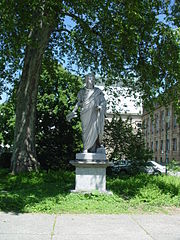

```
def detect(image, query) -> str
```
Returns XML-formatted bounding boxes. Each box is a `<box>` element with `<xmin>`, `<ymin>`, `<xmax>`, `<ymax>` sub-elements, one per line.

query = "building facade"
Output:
<box><xmin>98</xmin><ymin>85</ymin><xmax>142</xmax><ymax>128</ymax></box>
<box><xmin>142</xmin><ymin>103</ymin><xmax>180</xmax><ymax>163</ymax></box>
<box><xmin>106</xmin><ymin>112</ymin><xmax>142</xmax><ymax>130</ymax></box>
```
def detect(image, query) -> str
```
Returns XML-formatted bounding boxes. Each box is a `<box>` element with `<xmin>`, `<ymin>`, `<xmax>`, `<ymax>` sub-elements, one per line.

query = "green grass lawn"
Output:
<box><xmin>0</xmin><ymin>168</ymin><xmax>180</xmax><ymax>214</ymax></box>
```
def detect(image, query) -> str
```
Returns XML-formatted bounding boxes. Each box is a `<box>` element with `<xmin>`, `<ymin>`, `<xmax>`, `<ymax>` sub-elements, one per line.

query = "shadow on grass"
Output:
<box><xmin>0</xmin><ymin>168</ymin><xmax>75</xmax><ymax>213</ymax></box>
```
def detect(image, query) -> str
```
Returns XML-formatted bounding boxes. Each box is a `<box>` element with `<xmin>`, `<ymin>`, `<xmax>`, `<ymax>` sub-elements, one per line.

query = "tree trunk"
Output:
<box><xmin>11</xmin><ymin>25</ymin><xmax>53</xmax><ymax>173</ymax></box>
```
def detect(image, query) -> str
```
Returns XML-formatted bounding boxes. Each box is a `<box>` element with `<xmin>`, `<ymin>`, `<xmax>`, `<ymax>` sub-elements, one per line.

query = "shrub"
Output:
<box><xmin>104</xmin><ymin>114</ymin><xmax>152</xmax><ymax>174</ymax></box>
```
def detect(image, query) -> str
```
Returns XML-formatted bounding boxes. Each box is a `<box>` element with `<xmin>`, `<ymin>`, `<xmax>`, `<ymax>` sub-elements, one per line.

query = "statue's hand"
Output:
<box><xmin>66</xmin><ymin>111</ymin><xmax>77</xmax><ymax>122</ymax></box>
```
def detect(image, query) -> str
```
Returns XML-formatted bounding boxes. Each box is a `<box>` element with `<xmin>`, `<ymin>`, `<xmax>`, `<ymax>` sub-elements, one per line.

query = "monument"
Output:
<box><xmin>67</xmin><ymin>73</ymin><xmax>111</xmax><ymax>193</ymax></box>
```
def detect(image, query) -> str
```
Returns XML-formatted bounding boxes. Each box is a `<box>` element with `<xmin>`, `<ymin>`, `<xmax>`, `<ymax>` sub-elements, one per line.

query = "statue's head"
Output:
<box><xmin>85</xmin><ymin>72</ymin><xmax>95</xmax><ymax>89</ymax></box>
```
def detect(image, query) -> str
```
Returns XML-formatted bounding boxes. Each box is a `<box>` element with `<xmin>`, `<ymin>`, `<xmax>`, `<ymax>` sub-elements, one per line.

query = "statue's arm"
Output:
<box><xmin>72</xmin><ymin>101</ymin><xmax>79</xmax><ymax>113</ymax></box>
<box><xmin>66</xmin><ymin>89</ymin><xmax>83</xmax><ymax>122</ymax></box>
<box><xmin>96</xmin><ymin>92</ymin><xmax>106</xmax><ymax>113</ymax></box>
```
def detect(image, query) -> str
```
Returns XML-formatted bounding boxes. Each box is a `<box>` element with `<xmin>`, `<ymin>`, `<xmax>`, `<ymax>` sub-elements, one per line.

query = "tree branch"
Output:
<box><xmin>59</xmin><ymin>28</ymin><xmax>96</xmax><ymax>58</ymax></box>
<box><xmin>61</xmin><ymin>11</ymin><xmax>101</xmax><ymax>37</ymax></box>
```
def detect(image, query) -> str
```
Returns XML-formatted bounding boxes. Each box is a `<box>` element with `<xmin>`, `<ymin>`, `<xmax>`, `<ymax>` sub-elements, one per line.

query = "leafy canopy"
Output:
<box><xmin>0</xmin><ymin>0</ymin><xmax>179</xmax><ymax>111</ymax></box>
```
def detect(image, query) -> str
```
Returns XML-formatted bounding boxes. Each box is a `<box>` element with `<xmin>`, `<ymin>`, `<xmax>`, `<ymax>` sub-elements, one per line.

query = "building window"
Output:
<box><xmin>173</xmin><ymin>115</ymin><xmax>177</xmax><ymax>129</ymax></box>
<box><xmin>172</xmin><ymin>138</ymin><xmax>177</xmax><ymax>151</ymax></box>
<box><xmin>145</xmin><ymin>121</ymin><xmax>147</xmax><ymax>136</ymax></box>
<box><xmin>151</xmin><ymin>120</ymin><xmax>154</xmax><ymax>134</ymax></box>
<box><xmin>161</xmin><ymin>110</ymin><xmax>164</xmax><ymax>131</ymax></box>
<box><xmin>145</xmin><ymin>119</ymin><xmax>149</xmax><ymax>136</ymax></box>
<box><xmin>151</xmin><ymin>142</ymin><xmax>154</xmax><ymax>151</ymax></box>
<box><xmin>155</xmin><ymin>114</ymin><xmax>159</xmax><ymax>133</ymax></box>
<box><xmin>166</xmin><ymin>108</ymin><xmax>170</xmax><ymax>130</ymax></box>
<box><xmin>166</xmin><ymin>139</ymin><xmax>170</xmax><ymax>152</ymax></box>
<box><xmin>155</xmin><ymin>141</ymin><xmax>158</xmax><ymax>152</ymax></box>
<box><xmin>160</xmin><ymin>140</ymin><xmax>164</xmax><ymax>153</ymax></box>
<box><xmin>145</xmin><ymin>129</ymin><xmax>148</xmax><ymax>136</ymax></box>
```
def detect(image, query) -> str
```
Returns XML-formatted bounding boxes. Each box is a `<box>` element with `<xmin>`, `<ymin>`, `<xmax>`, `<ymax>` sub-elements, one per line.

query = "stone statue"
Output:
<box><xmin>66</xmin><ymin>73</ymin><xmax>106</xmax><ymax>153</ymax></box>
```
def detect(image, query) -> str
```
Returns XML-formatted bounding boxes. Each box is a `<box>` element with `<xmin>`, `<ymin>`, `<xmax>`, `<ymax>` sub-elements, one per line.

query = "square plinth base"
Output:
<box><xmin>75</xmin><ymin>166</ymin><xmax>106</xmax><ymax>192</ymax></box>
<box><xmin>70</xmin><ymin>159</ymin><xmax>112</xmax><ymax>193</ymax></box>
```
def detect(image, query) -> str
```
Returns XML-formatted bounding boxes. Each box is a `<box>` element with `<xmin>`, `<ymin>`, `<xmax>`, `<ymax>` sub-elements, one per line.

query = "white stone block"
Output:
<box><xmin>76</xmin><ymin>152</ymin><xmax>106</xmax><ymax>161</ymax></box>
<box><xmin>70</xmin><ymin>150</ymin><xmax>112</xmax><ymax>193</ymax></box>
<box><xmin>75</xmin><ymin>167</ymin><xmax>106</xmax><ymax>192</ymax></box>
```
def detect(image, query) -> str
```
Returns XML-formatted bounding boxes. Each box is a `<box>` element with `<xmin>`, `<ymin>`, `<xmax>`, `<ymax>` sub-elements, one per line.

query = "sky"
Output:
<box><xmin>0</xmin><ymin>92</ymin><xmax>8</xmax><ymax>104</ymax></box>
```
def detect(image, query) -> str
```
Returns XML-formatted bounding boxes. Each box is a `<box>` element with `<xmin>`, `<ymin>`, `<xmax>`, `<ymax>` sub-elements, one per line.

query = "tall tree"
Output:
<box><xmin>0</xmin><ymin>1</ymin><xmax>179</xmax><ymax>172</ymax></box>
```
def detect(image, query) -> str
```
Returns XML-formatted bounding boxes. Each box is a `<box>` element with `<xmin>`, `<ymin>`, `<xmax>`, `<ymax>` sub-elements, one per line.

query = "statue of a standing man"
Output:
<box><xmin>67</xmin><ymin>73</ymin><xmax>106</xmax><ymax>153</ymax></box>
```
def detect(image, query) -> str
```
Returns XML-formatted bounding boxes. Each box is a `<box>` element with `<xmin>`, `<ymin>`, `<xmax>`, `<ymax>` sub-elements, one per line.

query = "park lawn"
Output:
<box><xmin>0</xmin><ymin>168</ymin><xmax>180</xmax><ymax>214</ymax></box>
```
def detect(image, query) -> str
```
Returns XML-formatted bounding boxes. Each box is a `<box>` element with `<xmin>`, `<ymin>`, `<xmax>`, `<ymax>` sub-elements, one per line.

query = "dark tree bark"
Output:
<box><xmin>11</xmin><ymin>25</ymin><xmax>54</xmax><ymax>173</ymax></box>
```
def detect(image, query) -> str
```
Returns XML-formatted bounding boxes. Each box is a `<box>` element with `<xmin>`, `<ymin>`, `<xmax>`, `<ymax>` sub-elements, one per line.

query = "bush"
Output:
<box><xmin>104</xmin><ymin>114</ymin><xmax>152</xmax><ymax>174</ymax></box>
<box><xmin>168</xmin><ymin>160</ymin><xmax>180</xmax><ymax>172</ymax></box>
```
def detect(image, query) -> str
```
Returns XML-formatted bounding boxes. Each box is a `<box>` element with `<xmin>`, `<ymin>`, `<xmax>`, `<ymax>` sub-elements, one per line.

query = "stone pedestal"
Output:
<box><xmin>70</xmin><ymin>150</ymin><xmax>112</xmax><ymax>193</ymax></box>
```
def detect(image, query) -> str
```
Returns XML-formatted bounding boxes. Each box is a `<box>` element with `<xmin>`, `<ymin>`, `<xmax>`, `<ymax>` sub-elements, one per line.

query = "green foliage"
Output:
<box><xmin>104</xmin><ymin>114</ymin><xmax>152</xmax><ymax>172</ymax></box>
<box><xmin>0</xmin><ymin>1</ymin><xmax>179</xmax><ymax>110</ymax></box>
<box><xmin>0</xmin><ymin>169</ymin><xmax>179</xmax><ymax>214</ymax></box>
<box><xmin>170</xmin><ymin>0</ymin><xmax>180</xmax><ymax>28</ymax></box>
<box><xmin>0</xmin><ymin>100</ymin><xmax>15</xmax><ymax>146</ymax></box>
<box><xmin>0</xmin><ymin>64</ymin><xmax>83</xmax><ymax>170</ymax></box>
<box><xmin>36</xmin><ymin>60</ymin><xmax>83</xmax><ymax>169</ymax></box>
<box><xmin>0</xmin><ymin>100</ymin><xmax>14</xmax><ymax>168</ymax></box>
<box><xmin>167</xmin><ymin>160</ymin><xmax>180</xmax><ymax>173</ymax></box>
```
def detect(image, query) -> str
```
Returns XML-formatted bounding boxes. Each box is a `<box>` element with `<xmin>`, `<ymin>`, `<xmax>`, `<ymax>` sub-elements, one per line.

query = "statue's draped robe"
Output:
<box><xmin>78</xmin><ymin>87</ymin><xmax>106</xmax><ymax>151</ymax></box>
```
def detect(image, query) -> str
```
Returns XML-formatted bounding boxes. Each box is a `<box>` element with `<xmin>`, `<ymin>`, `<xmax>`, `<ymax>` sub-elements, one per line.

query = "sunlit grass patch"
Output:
<box><xmin>0</xmin><ymin>169</ymin><xmax>179</xmax><ymax>214</ymax></box>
